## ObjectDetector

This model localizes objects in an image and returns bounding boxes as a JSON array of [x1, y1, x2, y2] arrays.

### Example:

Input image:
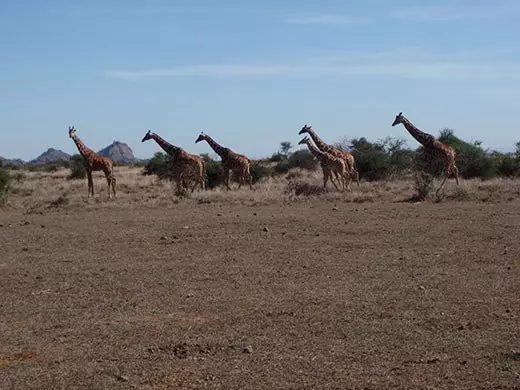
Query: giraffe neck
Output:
[[72, 135, 95, 158], [305, 141, 328, 162], [401, 118, 435, 147], [204, 136, 229, 158], [150, 133, 182, 156], [307, 129, 333, 153]]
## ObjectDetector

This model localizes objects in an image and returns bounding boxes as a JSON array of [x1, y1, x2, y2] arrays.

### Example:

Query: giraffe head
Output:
[[68, 126, 77, 138], [298, 136, 311, 146], [195, 132, 207, 143], [392, 112, 404, 127], [298, 124, 312, 135], [141, 130, 153, 142]]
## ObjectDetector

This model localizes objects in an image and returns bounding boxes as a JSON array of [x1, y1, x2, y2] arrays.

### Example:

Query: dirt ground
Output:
[[1, 200, 519, 389]]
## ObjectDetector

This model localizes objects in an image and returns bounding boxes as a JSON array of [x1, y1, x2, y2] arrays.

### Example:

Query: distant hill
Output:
[[29, 148, 71, 165], [0, 156, 25, 167], [98, 141, 136, 164]]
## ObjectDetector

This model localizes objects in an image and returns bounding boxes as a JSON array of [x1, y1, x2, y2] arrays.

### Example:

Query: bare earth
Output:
[[1, 200, 519, 389]]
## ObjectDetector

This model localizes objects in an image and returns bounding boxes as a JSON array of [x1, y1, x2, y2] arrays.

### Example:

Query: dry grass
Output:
[[4, 166, 520, 212]]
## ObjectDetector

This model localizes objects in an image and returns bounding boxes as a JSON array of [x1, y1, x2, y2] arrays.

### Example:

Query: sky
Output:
[[1, 0, 520, 160]]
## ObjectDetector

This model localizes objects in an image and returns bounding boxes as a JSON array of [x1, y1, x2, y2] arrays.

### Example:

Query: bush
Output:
[[342, 137, 413, 181], [274, 149, 317, 174], [0, 167, 12, 205], [412, 171, 434, 201], [143, 152, 169, 178], [68, 155, 87, 180]]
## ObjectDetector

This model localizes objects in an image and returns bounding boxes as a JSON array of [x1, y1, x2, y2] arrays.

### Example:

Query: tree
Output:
[[279, 141, 292, 158]]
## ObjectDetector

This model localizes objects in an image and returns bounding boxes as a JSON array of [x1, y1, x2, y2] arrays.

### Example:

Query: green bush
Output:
[[143, 152, 169, 178], [68, 155, 87, 180], [274, 149, 317, 174], [342, 137, 413, 181], [0, 167, 12, 204]]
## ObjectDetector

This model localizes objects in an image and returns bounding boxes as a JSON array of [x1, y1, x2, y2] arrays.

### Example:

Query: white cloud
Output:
[[390, 3, 519, 22], [284, 14, 366, 25], [105, 49, 520, 82]]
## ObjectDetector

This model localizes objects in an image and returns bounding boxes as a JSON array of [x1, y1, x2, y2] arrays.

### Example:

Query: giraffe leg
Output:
[[87, 171, 94, 197], [435, 170, 450, 196], [327, 170, 340, 191], [105, 174, 112, 200], [453, 165, 460, 185], [112, 176, 117, 198], [353, 169, 360, 187], [248, 169, 253, 190], [224, 170, 231, 191]]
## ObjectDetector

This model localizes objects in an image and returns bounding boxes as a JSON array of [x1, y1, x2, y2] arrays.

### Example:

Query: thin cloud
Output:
[[284, 14, 366, 25], [106, 62, 510, 82], [390, 3, 519, 22]]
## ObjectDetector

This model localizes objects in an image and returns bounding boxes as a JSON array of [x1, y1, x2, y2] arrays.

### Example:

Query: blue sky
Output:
[[1, 0, 519, 160]]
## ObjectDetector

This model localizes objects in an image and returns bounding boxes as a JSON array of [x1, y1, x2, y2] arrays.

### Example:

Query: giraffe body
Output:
[[299, 125, 359, 190], [68, 126, 116, 199], [142, 130, 205, 192], [195, 133, 253, 190], [298, 136, 348, 191], [391, 112, 460, 195]]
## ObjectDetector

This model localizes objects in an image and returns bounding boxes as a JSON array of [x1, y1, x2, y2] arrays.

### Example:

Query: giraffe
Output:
[[195, 132, 253, 190], [298, 136, 348, 191], [141, 130, 205, 192], [391, 112, 460, 195], [298, 124, 360, 190], [68, 126, 116, 199]]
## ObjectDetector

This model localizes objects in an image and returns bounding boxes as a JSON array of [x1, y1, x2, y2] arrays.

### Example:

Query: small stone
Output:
[[160, 236, 168, 240], [116, 375, 129, 382], [253, 212, 257, 216], [0, 223, 4, 227], [418, 285, 425, 290], [263, 227, 269, 232], [332, 206, 338, 211], [22, 247, 29, 252], [40, 225, 45, 228], [243, 345, 253, 354], [21, 221, 30, 226], [217, 213, 222, 217]]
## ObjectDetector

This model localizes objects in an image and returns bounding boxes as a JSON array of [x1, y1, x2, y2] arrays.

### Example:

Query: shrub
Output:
[[68, 155, 87, 180], [274, 149, 317, 174], [143, 152, 169, 178], [342, 137, 413, 181], [0, 167, 12, 205], [411, 171, 434, 201]]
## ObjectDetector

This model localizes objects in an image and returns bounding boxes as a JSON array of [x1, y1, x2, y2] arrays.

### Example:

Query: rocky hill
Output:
[[0, 156, 25, 167], [29, 148, 71, 165], [98, 141, 136, 164]]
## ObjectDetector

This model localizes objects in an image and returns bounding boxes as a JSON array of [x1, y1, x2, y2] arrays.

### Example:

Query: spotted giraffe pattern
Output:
[[195, 132, 253, 190], [299, 125, 359, 190], [392, 112, 460, 195], [68, 126, 116, 199], [142, 130, 205, 192], [298, 136, 348, 191]]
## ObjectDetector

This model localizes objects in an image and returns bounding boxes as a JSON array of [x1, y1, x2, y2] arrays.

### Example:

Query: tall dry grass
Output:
[[3, 166, 520, 213]]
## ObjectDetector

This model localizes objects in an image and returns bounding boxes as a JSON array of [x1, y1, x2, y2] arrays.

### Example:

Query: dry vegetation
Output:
[[4, 166, 520, 212]]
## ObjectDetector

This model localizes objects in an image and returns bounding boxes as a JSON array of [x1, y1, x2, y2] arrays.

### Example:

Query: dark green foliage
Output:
[[201, 155, 223, 189], [339, 137, 413, 181], [68, 154, 87, 180], [274, 149, 317, 174], [143, 152, 169, 178], [0, 166, 12, 204], [251, 162, 273, 184]]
